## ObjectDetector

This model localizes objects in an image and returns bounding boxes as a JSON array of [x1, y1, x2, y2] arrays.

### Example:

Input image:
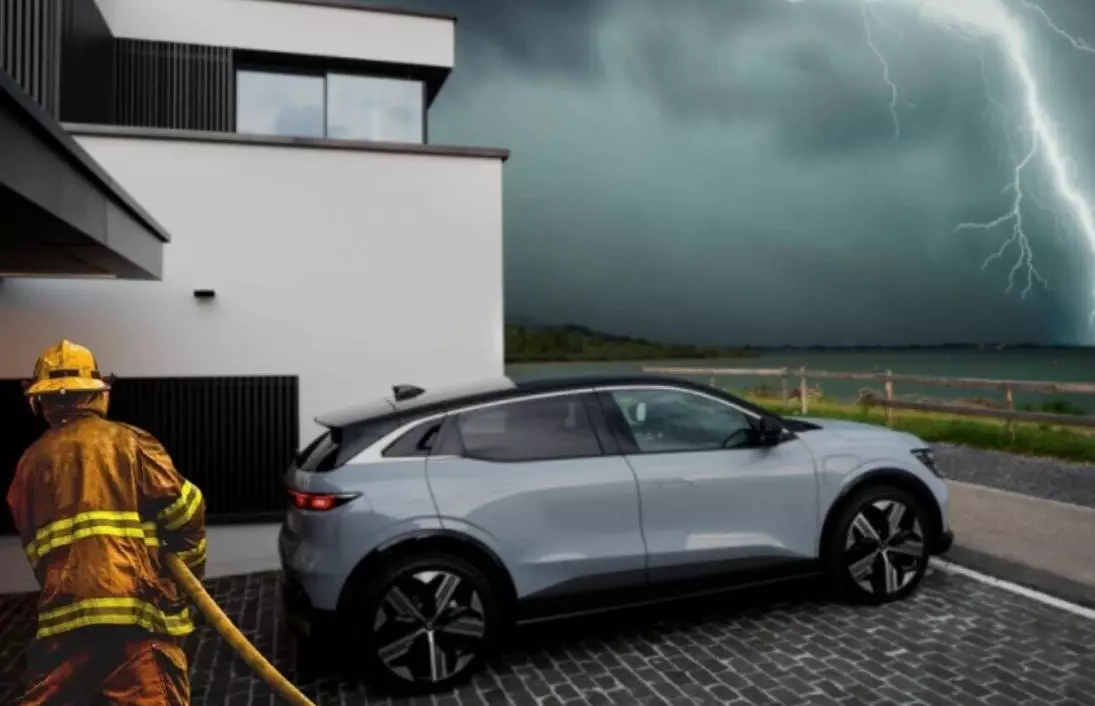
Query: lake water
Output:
[[506, 349, 1095, 412]]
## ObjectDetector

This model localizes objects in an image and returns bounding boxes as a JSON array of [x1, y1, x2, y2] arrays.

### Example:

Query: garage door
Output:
[[0, 376, 299, 535]]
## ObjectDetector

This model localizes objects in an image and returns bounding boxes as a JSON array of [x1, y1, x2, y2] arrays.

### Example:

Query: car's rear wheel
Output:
[[355, 553, 501, 693], [824, 485, 930, 604]]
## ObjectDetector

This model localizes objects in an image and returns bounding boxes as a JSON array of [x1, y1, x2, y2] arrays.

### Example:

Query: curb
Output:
[[944, 543, 1095, 612]]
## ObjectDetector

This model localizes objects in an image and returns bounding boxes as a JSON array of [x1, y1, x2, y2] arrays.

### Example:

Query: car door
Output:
[[425, 390, 647, 600], [596, 385, 818, 582]]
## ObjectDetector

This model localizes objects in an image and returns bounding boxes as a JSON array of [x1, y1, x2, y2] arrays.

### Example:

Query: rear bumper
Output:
[[932, 529, 954, 555], [280, 571, 340, 642]]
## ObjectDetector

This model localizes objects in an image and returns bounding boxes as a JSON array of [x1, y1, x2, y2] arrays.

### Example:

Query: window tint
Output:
[[235, 70, 425, 144], [326, 74, 424, 144], [236, 70, 325, 138], [456, 395, 602, 462], [608, 389, 755, 454]]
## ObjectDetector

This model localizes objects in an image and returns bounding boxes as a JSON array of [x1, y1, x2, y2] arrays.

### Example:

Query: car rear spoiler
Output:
[[313, 384, 425, 428]]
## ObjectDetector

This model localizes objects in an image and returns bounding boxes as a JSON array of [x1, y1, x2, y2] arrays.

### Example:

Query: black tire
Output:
[[354, 552, 502, 693], [823, 485, 931, 605]]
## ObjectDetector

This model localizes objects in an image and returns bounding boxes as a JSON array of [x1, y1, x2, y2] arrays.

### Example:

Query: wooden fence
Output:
[[643, 366, 1095, 433]]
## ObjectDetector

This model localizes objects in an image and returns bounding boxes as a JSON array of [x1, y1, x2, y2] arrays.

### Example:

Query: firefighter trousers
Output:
[[19, 626, 190, 706]]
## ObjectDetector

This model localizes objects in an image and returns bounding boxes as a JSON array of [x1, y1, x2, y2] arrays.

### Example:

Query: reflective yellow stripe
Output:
[[25, 517, 161, 564], [160, 481, 203, 531], [176, 538, 207, 567], [158, 482, 195, 521], [34, 510, 142, 543], [32, 526, 145, 559], [36, 597, 193, 639], [38, 596, 188, 622], [23, 542, 37, 567], [37, 614, 193, 639]]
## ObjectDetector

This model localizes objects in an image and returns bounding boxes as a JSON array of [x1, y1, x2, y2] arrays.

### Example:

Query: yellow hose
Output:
[[165, 554, 317, 706]]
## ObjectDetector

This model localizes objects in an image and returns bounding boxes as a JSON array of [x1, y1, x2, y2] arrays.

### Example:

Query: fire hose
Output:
[[164, 554, 317, 706]]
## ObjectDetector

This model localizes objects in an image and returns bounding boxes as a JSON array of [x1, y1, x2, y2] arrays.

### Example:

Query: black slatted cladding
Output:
[[0, 0, 63, 117], [114, 39, 235, 132]]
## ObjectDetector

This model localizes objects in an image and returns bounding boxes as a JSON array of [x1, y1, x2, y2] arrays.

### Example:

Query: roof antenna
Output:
[[392, 384, 426, 402]]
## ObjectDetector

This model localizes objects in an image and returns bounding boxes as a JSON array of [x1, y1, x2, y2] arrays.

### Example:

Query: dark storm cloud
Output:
[[455, 0, 607, 78], [359, 0, 608, 79], [605, 0, 1008, 159], [365, 0, 1095, 344]]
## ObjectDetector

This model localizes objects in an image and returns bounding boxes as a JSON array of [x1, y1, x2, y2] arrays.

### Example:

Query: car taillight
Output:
[[287, 489, 359, 512]]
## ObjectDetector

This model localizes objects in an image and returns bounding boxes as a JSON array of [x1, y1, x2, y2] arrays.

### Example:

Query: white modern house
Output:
[[0, 0, 508, 527]]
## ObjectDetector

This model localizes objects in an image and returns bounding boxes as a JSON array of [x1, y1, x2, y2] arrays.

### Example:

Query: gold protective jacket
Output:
[[6, 411, 207, 641]]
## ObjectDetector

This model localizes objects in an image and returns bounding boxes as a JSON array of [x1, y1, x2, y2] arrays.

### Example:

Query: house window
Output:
[[326, 74, 424, 143], [235, 69, 425, 144], [236, 70, 325, 139]]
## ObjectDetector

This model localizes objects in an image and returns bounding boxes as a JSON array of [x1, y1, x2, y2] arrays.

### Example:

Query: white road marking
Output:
[[931, 558, 1095, 621]]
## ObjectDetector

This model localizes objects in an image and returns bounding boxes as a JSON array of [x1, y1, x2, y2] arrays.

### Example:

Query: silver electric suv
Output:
[[279, 374, 953, 691]]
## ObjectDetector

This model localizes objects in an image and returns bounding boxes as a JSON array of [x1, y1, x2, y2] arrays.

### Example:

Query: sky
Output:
[[363, 0, 1095, 346]]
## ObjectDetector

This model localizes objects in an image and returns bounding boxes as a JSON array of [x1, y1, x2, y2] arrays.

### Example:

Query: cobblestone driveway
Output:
[[2, 567, 1094, 706]]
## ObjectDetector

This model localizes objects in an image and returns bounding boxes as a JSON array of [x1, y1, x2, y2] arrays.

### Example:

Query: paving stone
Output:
[[3, 568, 1095, 705]]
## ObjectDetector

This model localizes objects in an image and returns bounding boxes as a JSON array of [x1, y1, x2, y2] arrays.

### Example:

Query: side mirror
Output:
[[757, 417, 785, 446]]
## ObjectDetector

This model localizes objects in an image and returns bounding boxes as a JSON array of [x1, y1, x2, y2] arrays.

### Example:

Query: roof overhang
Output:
[[0, 69, 170, 280]]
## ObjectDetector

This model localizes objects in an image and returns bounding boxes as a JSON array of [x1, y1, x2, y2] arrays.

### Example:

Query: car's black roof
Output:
[[315, 373, 776, 429]]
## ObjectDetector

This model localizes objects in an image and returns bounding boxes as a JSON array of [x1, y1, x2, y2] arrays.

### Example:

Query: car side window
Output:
[[455, 394, 603, 462], [607, 388, 755, 454]]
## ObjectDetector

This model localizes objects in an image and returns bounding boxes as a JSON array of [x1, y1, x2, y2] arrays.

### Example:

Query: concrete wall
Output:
[[0, 135, 505, 441], [92, 0, 455, 69]]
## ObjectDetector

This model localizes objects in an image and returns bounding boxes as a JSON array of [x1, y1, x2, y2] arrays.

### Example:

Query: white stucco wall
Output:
[[0, 135, 504, 441], [93, 0, 455, 69]]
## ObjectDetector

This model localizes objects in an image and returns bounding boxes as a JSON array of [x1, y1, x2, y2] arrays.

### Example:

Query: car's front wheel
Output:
[[824, 485, 930, 604], [355, 553, 501, 693]]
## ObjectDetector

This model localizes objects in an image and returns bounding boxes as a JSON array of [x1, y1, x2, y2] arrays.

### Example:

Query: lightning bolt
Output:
[[861, 4, 900, 137], [791, 0, 1095, 334], [1020, 0, 1095, 52], [955, 127, 1046, 298], [958, 40, 1047, 298]]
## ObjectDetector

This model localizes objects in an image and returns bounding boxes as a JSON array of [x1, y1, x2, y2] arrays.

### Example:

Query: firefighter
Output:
[[7, 340, 207, 706]]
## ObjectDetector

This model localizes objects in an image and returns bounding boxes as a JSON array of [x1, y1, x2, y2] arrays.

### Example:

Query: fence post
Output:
[[799, 366, 809, 415], [709, 375, 716, 390], [780, 368, 789, 410], [884, 370, 894, 427], [1004, 384, 1015, 441]]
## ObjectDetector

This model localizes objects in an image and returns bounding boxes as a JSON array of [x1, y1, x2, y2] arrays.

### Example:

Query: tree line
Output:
[[504, 324, 755, 363]]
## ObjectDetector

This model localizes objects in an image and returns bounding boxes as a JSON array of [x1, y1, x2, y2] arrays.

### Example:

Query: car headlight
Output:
[[911, 448, 941, 477]]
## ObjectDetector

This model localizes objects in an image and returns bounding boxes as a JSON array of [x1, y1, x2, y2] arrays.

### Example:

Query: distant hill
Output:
[[504, 323, 756, 363]]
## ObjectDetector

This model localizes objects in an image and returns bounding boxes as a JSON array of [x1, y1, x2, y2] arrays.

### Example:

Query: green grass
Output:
[[743, 395, 1095, 465]]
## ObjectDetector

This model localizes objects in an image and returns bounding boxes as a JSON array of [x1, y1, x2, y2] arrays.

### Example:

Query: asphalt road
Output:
[[935, 443, 1095, 510]]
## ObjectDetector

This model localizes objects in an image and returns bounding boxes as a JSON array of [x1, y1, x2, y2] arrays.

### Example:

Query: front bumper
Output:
[[932, 529, 954, 555], [280, 571, 340, 642]]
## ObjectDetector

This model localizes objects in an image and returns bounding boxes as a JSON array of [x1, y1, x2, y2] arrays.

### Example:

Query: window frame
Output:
[[595, 385, 769, 456], [324, 71, 427, 144], [233, 61, 427, 144], [449, 391, 607, 464]]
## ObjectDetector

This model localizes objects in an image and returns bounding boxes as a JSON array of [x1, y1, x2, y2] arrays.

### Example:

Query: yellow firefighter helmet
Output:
[[24, 340, 112, 397]]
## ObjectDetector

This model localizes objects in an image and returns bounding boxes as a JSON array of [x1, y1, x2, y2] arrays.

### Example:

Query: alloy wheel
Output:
[[844, 499, 925, 596], [373, 570, 487, 684]]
